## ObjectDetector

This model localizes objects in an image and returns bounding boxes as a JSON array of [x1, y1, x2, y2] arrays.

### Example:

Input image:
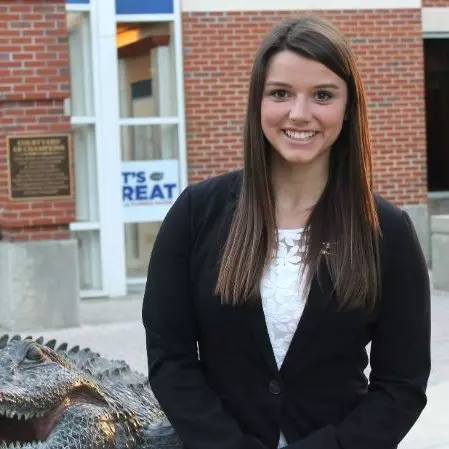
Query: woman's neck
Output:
[[271, 158, 329, 229]]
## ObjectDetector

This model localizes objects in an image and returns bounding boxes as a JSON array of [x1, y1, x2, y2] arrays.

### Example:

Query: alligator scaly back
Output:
[[0, 334, 148, 386]]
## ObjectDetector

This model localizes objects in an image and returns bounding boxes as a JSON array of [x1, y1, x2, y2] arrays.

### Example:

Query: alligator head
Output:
[[0, 335, 166, 449]]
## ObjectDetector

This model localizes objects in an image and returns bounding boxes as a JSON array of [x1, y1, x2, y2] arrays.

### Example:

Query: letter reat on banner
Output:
[[121, 160, 180, 223], [123, 183, 177, 201]]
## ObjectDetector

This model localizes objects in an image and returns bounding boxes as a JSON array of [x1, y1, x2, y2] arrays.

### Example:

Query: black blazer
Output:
[[142, 170, 431, 449]]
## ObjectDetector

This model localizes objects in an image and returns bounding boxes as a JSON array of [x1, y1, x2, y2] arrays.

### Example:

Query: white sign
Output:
[[122, 159, 180, 223]]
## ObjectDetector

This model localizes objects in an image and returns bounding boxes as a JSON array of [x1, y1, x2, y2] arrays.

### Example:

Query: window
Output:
[[66, 12, 94, 117], [67, 10, 102, 294], [117, 22, 177, 118]]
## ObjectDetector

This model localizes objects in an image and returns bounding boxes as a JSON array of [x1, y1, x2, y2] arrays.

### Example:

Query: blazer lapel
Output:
[[246, 297, 279, 374], [280, 262, 334, 372], [224, 171, 279, 374]]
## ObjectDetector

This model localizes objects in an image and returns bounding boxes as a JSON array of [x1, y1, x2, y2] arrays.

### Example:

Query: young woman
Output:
[[142, 16, 431, 449]]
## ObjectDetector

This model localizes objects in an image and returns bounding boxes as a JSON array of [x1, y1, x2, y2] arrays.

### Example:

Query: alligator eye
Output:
[[25, 345, 45, 363]]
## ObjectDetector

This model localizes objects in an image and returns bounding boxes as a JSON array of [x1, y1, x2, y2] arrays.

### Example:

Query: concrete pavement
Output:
[[401, 288, 449, 449], [1, 287, 448, 449]]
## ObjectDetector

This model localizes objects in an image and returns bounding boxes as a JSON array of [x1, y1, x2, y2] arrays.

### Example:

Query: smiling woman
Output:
[[143, 14, 430, 449]]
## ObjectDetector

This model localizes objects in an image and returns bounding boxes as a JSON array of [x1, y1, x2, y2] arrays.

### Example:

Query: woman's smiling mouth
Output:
[[282, 129, 318, 142]]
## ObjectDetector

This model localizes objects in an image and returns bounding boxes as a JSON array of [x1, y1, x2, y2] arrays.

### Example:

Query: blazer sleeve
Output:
[[287, 210, 431, 449], [142, 186, 269, 449]]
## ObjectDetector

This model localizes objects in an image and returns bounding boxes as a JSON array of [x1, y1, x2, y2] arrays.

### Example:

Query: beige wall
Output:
[[181, 0, 420, 11]]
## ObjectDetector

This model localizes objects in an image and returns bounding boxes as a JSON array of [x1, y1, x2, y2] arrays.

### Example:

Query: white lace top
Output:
[[260, 228, 309, 448]]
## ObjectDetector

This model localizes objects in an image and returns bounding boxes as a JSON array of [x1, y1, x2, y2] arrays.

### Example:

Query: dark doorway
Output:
[[424, 38, 449, 192]]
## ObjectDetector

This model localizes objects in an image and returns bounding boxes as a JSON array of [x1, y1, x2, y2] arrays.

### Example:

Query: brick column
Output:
[[0, 0, 74, 241]]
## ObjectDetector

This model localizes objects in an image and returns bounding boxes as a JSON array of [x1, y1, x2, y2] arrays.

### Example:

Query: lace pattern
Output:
[[260, 228, 308, 370]]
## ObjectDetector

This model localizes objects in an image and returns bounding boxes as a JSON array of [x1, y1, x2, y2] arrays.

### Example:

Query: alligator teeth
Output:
[[0, 409, 45, 421], [0, 439, 45, 448]]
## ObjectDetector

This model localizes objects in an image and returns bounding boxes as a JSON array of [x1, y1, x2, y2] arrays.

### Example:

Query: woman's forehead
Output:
[[264, 51, 346, 89]]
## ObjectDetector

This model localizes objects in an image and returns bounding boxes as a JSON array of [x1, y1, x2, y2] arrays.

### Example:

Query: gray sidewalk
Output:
[[2, 288, 448, 449]]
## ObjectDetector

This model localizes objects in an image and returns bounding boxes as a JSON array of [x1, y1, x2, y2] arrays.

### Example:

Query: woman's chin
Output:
[[273, 148, 327, 167]]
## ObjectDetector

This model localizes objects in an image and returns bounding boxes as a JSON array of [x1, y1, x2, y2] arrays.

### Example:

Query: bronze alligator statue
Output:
[[0, 334, 182, 449]]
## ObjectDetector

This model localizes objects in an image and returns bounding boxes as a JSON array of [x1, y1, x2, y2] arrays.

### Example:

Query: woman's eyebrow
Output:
[[264, 81, 292, 88], [314, 83, 340, 90], [264, 81, 340, 90]]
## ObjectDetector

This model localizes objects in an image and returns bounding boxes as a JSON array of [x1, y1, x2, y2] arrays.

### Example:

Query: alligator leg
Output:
[[141, 419, 183, 449]]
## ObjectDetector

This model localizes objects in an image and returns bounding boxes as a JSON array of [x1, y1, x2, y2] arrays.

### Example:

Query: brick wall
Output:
[[0, 0, 74, 241], [423, 0, 449, 6], [182, 9, 427, 206]]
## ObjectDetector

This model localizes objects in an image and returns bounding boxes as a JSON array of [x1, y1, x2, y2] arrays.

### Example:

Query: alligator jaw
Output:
[[0, 383, 110, 449], [0, 409, 50, 448]]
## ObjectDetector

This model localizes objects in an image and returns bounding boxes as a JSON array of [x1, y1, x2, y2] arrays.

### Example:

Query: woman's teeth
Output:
[[283, 130, 317, 141]]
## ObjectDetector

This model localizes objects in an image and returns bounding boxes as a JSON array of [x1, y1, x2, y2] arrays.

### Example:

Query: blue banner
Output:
[[66, 0, 90, 4], [116, 0, 174, 14]]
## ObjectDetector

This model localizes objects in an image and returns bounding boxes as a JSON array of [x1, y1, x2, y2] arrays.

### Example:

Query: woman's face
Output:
[[261, 50, 348, 170]]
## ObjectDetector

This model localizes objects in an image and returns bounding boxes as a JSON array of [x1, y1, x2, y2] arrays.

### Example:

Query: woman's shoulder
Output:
[[374, 194, 408, 233], [374, 194, 423, 257], [188, 169, 242, 207]]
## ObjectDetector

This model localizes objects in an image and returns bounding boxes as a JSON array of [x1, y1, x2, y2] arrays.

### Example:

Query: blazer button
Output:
[[269, 380, 282, 395]]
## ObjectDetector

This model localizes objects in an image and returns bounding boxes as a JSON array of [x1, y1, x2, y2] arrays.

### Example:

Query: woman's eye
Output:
[[315, 91, 333, 102], [270, 90, 290, 100]]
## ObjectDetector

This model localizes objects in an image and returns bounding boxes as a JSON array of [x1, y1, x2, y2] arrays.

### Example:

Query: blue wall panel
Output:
[[116, 0, 174, 15], [66, 0, 175, 12]]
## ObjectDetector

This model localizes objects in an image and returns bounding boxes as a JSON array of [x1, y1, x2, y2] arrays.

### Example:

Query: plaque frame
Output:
[[6, 133, 74, 201]]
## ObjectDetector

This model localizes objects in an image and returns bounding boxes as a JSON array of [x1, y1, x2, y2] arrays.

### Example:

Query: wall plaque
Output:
[[7, 134, 73, 200]]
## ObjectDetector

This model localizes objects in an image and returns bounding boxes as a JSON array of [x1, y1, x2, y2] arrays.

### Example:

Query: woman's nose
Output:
[[288, 96, 312, 122]]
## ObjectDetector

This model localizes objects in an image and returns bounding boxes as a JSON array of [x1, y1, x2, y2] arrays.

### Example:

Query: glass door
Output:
[[116, 20, 182, 286]]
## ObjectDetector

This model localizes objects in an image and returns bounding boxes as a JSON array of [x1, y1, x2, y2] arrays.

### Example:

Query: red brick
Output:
[[0, 0, 73, 242], [423, 0, 449, 5]]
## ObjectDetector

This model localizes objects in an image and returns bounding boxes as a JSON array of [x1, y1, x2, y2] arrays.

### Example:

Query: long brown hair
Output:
[[216, 16, 380, 309]]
